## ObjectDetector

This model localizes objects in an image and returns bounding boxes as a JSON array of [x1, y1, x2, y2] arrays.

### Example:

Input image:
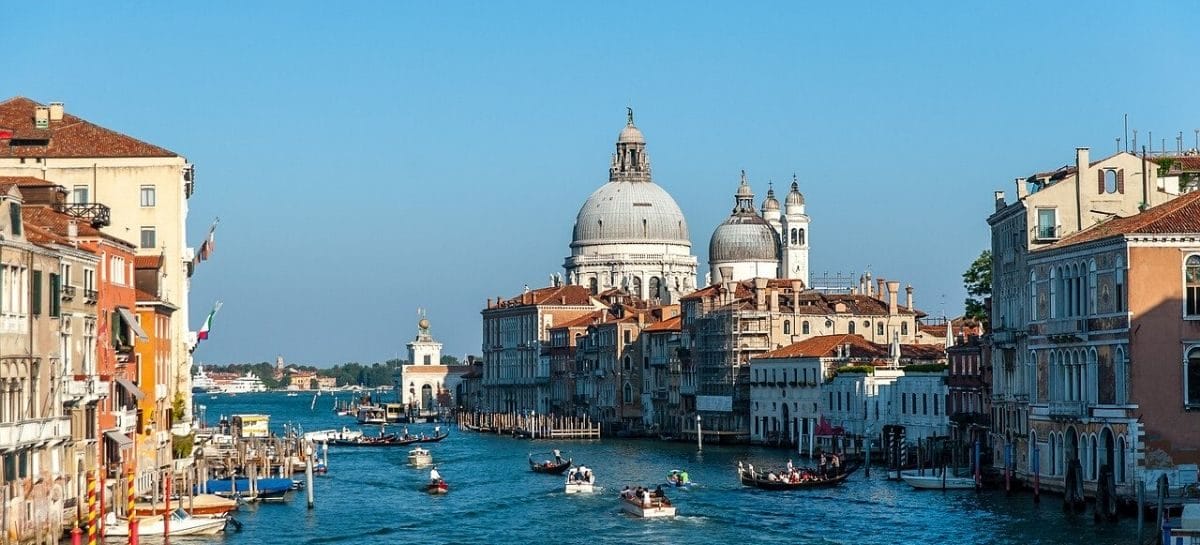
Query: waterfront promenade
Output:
[[197, 392, 1147, 544]]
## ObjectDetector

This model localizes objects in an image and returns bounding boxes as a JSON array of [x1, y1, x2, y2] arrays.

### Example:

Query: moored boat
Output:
[[900, 469, 978, 490], [408, 447, 433, 467], [619, 488, 676, 518], [202, 477, 294, 501], [104, 509, 228, 536], [133, 494, 237, 518]]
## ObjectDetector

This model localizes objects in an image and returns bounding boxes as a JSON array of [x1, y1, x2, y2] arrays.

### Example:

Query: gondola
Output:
[[330, 434, 415, 447], [529, 453, 572, 474], [738, 463, 860, 490], [412, 431, 449, 443]]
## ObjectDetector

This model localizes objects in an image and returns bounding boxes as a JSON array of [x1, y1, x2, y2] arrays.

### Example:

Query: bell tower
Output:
[[781, 174, 810, 286]]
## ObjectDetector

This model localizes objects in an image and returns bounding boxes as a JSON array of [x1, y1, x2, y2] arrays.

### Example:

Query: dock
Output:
[[458, 411, 600, 440]]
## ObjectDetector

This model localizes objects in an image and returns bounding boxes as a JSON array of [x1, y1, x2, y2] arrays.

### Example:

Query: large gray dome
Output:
[[571, 181, 690, 247], [709, 213, 780, 263]]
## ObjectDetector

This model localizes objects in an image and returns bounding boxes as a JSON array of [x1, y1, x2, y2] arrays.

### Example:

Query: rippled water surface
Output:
[[172, 393, 1145, 545]]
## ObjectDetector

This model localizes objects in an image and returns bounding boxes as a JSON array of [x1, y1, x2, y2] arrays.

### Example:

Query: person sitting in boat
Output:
[[620, 486, 631, 499], [429, 466, 442, 483], [679, 470, 689, 484], [640, 488, 652, 506]]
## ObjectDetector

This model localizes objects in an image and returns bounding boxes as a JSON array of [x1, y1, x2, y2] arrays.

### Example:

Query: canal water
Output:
[[182, 392, 1143, 545]]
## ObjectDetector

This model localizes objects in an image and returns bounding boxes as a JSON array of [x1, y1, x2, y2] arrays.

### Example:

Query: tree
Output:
[[440, 355, 460, 365], [963, 250, 992, 328]]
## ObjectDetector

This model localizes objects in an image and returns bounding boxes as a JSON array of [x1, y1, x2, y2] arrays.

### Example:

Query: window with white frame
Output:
[[1187, 255, 1200, 317], [140, 227, 156, 249], [1187, 347, 1200, 408], [1037, 208, 1058, 239], [139, 185, 156, 207], [72, 186, 89, 204], [110, 256, 126, 285]]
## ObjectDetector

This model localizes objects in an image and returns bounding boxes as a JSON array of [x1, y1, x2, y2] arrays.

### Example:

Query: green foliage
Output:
[[440, 355, 460, 365], [835, 365, 874, 375], [963, 250, 992, 328], [171, 392, 186, 421], [903, 363, 948, 373], [171, 432, 195, 459], [203, 358, 410, 388]]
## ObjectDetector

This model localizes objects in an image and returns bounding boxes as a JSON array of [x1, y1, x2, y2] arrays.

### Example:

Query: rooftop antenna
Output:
[[1124, 114, 1129, 153], [1115, 137, 1121, 154], [1178, 131, 1184, 154], [1132, 129, 1138, 151]]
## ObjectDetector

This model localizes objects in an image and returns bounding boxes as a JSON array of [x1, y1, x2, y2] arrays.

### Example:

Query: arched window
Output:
[[624, 330, 631, 344], [588, 278, 598, 295], [848, 321, 856, 334], [1187, 347, 1200, 407], [798, 228, 806, 246], [1030, 271, 1038, 321], [783, 320, 791, 335], [631, 276, 642, 297], [1103, 169, 1118, 194], [648, 276, 662, 299], [1187, 255, 1200, 317], [623, 383, 633, 404], [1116, 436, 1127, 483], [802, 321, 810, 335], [1115, 257, 1125, 312], [1087, 260, 1097, 315], [790, 228, 797, 245], [1048, 434, 1057, 476]]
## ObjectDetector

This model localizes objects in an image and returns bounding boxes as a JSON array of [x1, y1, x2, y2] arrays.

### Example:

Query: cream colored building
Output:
[[400, 318, 470, 411], [0, 97, 196, 430]]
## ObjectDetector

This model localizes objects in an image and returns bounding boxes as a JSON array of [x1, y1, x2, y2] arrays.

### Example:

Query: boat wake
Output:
[[305, 525, 398, 544]]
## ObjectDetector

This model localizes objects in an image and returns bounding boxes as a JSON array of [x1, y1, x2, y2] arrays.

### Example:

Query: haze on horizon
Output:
[[5, 2, 1197, 366]]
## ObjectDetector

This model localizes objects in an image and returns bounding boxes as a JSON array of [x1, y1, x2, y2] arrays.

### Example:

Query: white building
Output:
[[564, 110, 698, 302], [401, 317, 469, 411], [707, 172, 809, 286]]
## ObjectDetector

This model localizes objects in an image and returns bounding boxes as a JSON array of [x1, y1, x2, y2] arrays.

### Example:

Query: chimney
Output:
[[886, 281, 900, 315], [719, 266, 733, 285], [48, 102, 64, 121], [754, 278, 768, 311], [865, 272, 873, 297], [994, 191, 1006, 211], [34, 106, 50, 129], [67, 221, 78, 240], [905, 284, 913, 310], [876, 278, 885, 300], [790, 279, 802, 295], [1015, 177, 1027, 199], [768, 289, 779, 312]]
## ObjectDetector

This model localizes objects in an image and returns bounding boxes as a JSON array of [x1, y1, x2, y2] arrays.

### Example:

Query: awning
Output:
[[104, 430, 132, 449], [115, 377, 145, 401], [116, 307, 150, 342]]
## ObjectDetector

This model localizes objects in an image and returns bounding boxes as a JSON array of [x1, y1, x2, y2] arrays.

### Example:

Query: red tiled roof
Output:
[[22, 206, 136, 247], [0, 97, 177, 158], [643, 315, 682, 332], [0, 176, 58, 188], [1043, 190, 1200, 250], [552, 310, 605, 330], [755, 334, 886, 360], [134, 255, 163, 269], [135, 289, 159, 302], [492, 285, 594, 309]]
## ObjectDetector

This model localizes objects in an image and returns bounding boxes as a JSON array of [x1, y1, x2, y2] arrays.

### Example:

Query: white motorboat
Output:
[[619, 491, 676, 518], [104, 509, 228, 536], [564, 468, 596, 494], [302, 427, 363, 443], [408, 447, 432, 467], [900, 469, 977, 490]]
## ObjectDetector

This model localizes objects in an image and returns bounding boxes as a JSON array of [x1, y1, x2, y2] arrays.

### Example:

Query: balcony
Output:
[[55, 202, 111, 228], [1048, 400, 1085, 419], [0, 417, 72, 449], [1033, 224, 1061, 242], [61, 284, 77, 301], [115, 409, 138, 433], [84, 289, 98, 305], [64, 376, 106, 400], [155, 384, 168, 400], [652, 389, 668, 400]]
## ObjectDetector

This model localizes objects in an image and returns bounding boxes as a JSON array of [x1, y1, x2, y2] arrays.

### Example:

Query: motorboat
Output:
[[302, 427, 363, 443], [202, 477, 295, 501], [564, 467, 595, 494], [665, 469, 694, 488], [104, 509, 228, 536], [619, 489, 675, 518], [356, 406, 387, 425], [900, 469, 978, 490], [133, 494, 237, 518], [427, 479, 449, 494], [408, 447, 433, 468]]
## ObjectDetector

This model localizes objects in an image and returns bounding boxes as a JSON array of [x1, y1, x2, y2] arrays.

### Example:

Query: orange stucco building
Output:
[[134, 253, 175, 475]]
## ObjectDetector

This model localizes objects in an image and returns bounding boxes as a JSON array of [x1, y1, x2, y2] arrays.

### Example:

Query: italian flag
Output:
[[198, 301, 223, 341]]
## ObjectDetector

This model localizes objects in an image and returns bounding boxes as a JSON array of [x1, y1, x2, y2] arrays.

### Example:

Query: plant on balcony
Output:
[[834, 365, 874, 376], [902, 363, 947, 373], [171, 432, 195, 459], [171, 392, 186, 422]]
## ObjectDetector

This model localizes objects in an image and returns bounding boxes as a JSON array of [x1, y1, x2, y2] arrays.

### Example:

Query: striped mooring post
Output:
[[86, 470, 97, 545], [127, 463, 138, 545]]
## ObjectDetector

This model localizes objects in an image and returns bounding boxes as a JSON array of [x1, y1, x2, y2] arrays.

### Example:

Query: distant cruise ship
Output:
[[221, 372, 267, 394], [192, 366, 218, 393]]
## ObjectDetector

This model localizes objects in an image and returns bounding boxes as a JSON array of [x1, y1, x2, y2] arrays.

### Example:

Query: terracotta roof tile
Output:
[[492, 285, 594, 309], [552, 310, 606, 330], [134, 255, 163, 269], [135, 289, 159, 302], [643, 315, 682, 332], [0, 97, 177, 158], [755, 334, 886, 360], [1042, 190, 1200, 250]]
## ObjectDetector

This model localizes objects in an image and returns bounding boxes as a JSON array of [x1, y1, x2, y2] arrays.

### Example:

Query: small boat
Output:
[[900, 469, 977, 490], [133, 494, 237, 518], [411, 431, 449, 443], [665, 469, 694, 488], [302, 427, 363, 443], [427, 479, 449, 494], [104, 509, 228, 536], [738, 463, 858, 490], [286, 392, 299, 397], [529, 451, 572, 474], [202, 477, 294, 501], [1163, 503, 1200, 543], [619, 488, 676, 518], [565, 466, 596, 494], [356, 406, 387, 425], [408, 447, 433, 468]]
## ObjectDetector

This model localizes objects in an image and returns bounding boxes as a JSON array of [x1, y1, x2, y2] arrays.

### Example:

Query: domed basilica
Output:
[[565, 111, 810, 300]]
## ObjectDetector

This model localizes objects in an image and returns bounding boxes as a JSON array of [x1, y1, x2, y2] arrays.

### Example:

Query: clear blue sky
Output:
[[6, 2, 1197, 366]]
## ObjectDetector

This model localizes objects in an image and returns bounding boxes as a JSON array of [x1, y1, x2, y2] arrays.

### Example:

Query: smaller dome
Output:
[[709, 214, 780, 263], [762, 184, 780, 212], [786, 177, 805, 207], [618, 124, 645, 144]]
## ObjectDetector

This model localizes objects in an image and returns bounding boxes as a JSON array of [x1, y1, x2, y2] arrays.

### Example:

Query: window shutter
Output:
[[1117, 169, 1125, 193], [49, 273, 60, 317], [31, 271, 41, 316], [1097, 170, 1105, 194], [9, 203, 20, 236]]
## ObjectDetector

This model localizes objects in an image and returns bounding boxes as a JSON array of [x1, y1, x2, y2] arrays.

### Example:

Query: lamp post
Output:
[[696, 414, 703, 451]]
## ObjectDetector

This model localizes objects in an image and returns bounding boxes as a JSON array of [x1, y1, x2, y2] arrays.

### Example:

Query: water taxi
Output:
[[619, 488, 675, 518], [564, 466, 595, 494], [408, 447, 433, 467], [899, 469, 977, 490]]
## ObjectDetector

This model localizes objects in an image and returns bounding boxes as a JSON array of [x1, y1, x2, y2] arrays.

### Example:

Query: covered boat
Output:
[[104, 509, 228, 536], [529, 450, 572, 474], [203, 477, 294, 501], [619, 488, 676, 518], [900, 469, 977, 490], [408, 447, 433, 467]]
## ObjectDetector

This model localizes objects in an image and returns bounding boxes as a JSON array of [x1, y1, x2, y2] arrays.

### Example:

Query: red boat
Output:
[[426, 479, 449, 494]]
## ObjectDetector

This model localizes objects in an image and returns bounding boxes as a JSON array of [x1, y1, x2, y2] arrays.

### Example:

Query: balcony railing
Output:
[[0, 417, 72, 448], [84, 289, 98, 304], [55, 202, 111, 228], [115, 409, 138, 433], [1048, 400, 1085, 419], [1034, 224, 1061, 242], [62, 284, 77, 301]]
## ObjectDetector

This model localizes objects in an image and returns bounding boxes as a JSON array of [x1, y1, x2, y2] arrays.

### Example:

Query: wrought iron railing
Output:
[[56, 202, 111, 227]]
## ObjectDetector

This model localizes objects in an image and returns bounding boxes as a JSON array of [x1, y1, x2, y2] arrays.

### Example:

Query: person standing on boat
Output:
[[430, 465, 442, 483], [787, 459, 794, 472], [553, 449, 562, 464]]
